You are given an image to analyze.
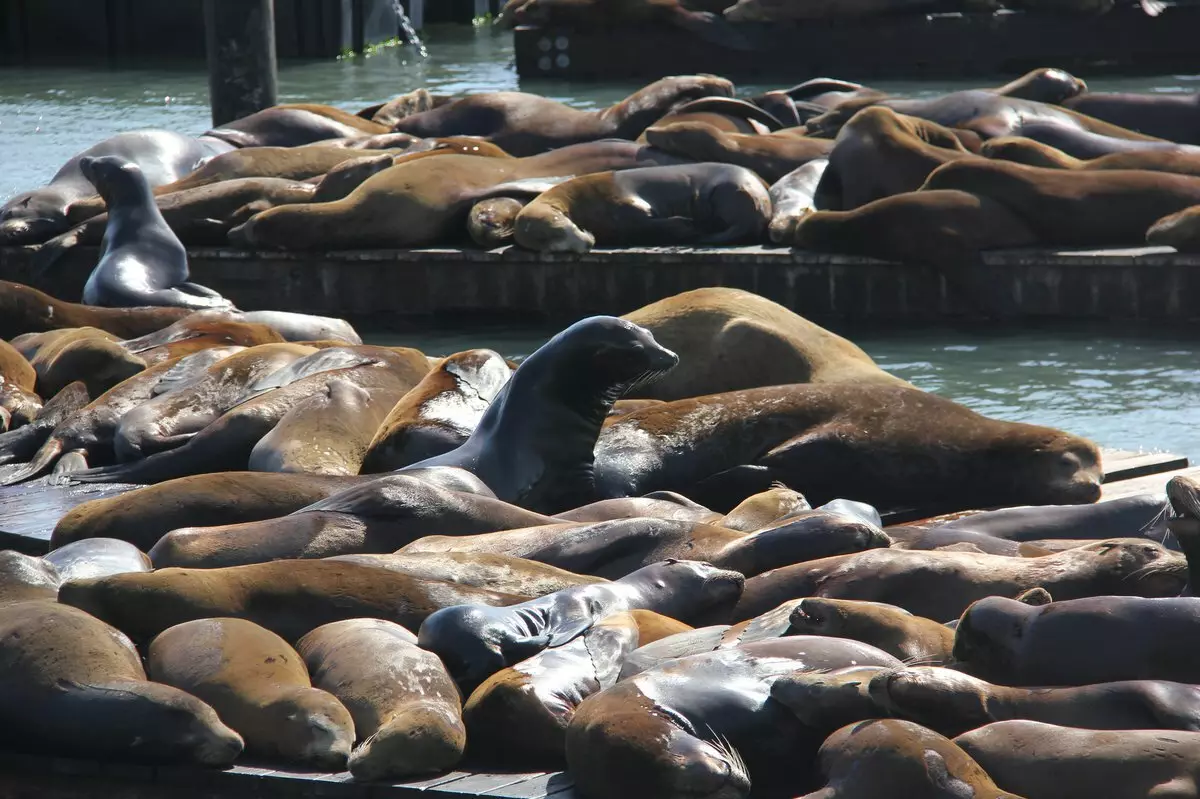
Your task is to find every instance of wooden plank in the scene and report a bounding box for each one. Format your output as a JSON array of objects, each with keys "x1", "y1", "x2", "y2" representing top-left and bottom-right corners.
[
  {"x1": 1100, "y1": 449, "x2": 1190, "y2": 483},
  {"x1": 1100, "y1": 465, "x2": 1200, "y2": 502},
  {"x1": 387, "y1": 771, "x2": 475, "y2": 791},
  {"x1": 433, "y1": 772, "x2": 545, "y2": 795},
  {"x1": 485, "y1": 773, "x2": 574, "y2": 799}
]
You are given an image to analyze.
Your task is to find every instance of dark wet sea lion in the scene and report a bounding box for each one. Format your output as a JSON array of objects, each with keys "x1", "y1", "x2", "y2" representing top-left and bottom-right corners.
[
  {"x1": 399, "y1": 317, "x2": 677, "y2": 514},
  {"x1": 401, "y1": 510, "x2": 889, "y2": 580},
  {"x1": 567, "y1": 637, "x2": 904, "y2": 799},
  {"x1": 331, "y1": 552, "x2": 605, "y2": 600},
  {"x1": 361, "y1": 349, "x2": 512, "y2": 473},
  {"x1": 736, "y1": 539, "x2": 1184, "y2": 623},
  {"x1": 953, "y1": 594, "x2": 1200, "y2": 686},
  {"x1": 956, "y1": 721, "x2": 1200, "y2": 799},
  {"x1": 297, "y1": 619, "x2": 466, "y2": 780},
  {"x1": 800, "y1": 719, "x2": 1023, "y2": 799},
  {"x1": 147, "y1": 473, "x2": 555, "y2": 568},
  {"x1": 0, "y1": 381, "x2": 91, "y2": 467},
  {"x1": 594, "y1": 382, "x2": 1101, "y2": 515},
  {"x1": 58, "y1": 559, "x2": 523, "y2": 646},
  {"x1": 872, "y1": 666, "x2": 1200, "y2": 737},
  {"x1": 1064, "y1": 90, "x2": 1200, "y2": 144},
  {"x1": 42, "y1": 537, "x2": 151, "y2": 582},
  {"x1": 229, "y1": 141, "x2": 686, "y2": 250},
  {"x1": 1148, "y1": 204, "x2": 1200, "y2": 251},
  {"x1": 930, "y1": 493, "x2": 1170, "y2": 542},
  {"x1": 767, "y1": 158, "x2": 828, "y2": 243},
  {"x1": 815, "y1": 107, "x2": 976, "y2": 211},
  {"x1": 0, "y1": 601, "x2": 243, "y2": 766},
  {"x1": 621, "y1": 287, "x2": 905, "y2": 401},
  {"x1": 417, "y1": 560, "x2": 744, "y2": 689},
  {"x1": 0, "y1": 280, "x2": 191, "y2": 339},
  {"x1": 0, "y1": 129, "x2": 229, "y2": 245},
  {"x1": 463, "y1": 610, "x2": 640, "y2": 765},
  {"x1": 389, "y1": 75, "x2": 734, "y2": 156},
  {"x1": 513, "y1": 163, "x2": 771, "y2": 253},
  {"x1": 205, "y1": 103, "x2": 389, "y2": 148},
  {"x1": 643, "y1": 122, "x2": 832, "y2": 183},
  {"x1": 77, "y1": 156, "x2": 232, "y2": 310},
  {"x1": 787, "y1": 598, "x2": 955, "y2": 663},
  {"x1": 148, "y1": 617, "x2": 355, "y2": 768}
]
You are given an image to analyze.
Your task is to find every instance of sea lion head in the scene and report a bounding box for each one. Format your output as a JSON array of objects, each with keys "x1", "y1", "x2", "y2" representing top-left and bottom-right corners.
[
  {"x1": 1148, "y1": 206, "x2": 1200, "y2": 252},
  {"x1": 513, "y1": 200, "x2": 596, "y2": 253},
  {"x1": 1015, "y1": 67, "x2": 1088, "y2": 104},
  {"x1": 868, "y1": 666, "x2": 991, "y2": 735},
  {"x1": 468, "y1": 197, "x2": 526, "y2": 248},
  {"x1": 416, "y1": 605, "x2": 526, "y2": 690},
  {"x1": 265, "y1": 688, "x2": 356, "y2": 770},
  {"x1": 980, "y1": 429, "x2": 1102, "y2": 506},
  {"x1": 770, "y1": 665, "x2": 891, "y2": 728},
  {"x1": 787, "y1": 598, "x2": 907, "y2": 641},
  {"x1": 116, "y1": 680, "x2": 246, "y2": 767},
  {"x1": 643, "y1": 122, "x2": 729, "y2": 162},
  {"x1": 951, "y1": 596, "x2": 1032, "y2": 675},
  {"x1": 1072, "y1": 538, "x2": 1188, "y2": 595},
  {"x1": 79, "y1": 155, "x2": 148, "y2": 206},
  {"x1": 625, "y1": 559, "x2": 746, "y2": 621}
]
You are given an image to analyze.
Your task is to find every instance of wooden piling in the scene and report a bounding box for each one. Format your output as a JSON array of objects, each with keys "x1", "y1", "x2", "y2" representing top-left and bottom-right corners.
[{"x1": 203, "y1": 0, "x2": 279, "y2": 128}]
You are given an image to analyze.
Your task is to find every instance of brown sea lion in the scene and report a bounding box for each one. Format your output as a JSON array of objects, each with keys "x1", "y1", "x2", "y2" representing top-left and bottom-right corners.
[
  {"x1": 787, "y1": 598, "x2": 955, "y2": 663},
  {"x1": 1064, "y1": 90, "x2": 1200, "y2": 144},
  {"x1": 983, "y1": 136, "x2": 1200, "y2": 177},
  {"x1": 30, "y1": 332, "x2": 146, "y2": 402},
  {"x1": 204, "y1": 103, "x2": 390, "y2": 149},
  {"x1": 0, "y1": 381, "x2": 91, "y2": 467},
  {"x1": 815, "y1": 107, "x2": 977, "y2": 211},
  {"x1": 0, "y1": 601, "x2": 243, "y2": 766},
  {"x1": 1148, "y1": 205, "x2": 1200, "y2": 251},
  {"x1": 555, "y1": 492, "x2": 722, "y2": 524},
  {"x1": 720, "y1": 484, "x2": 812, "y2": 532},
  {"x1": 642, "y1": 122, "x2": 832, "y2": 183},
  {"x1": 0, "y1": 339, "x2": 38, "y2": 430},
  {"x1": 229, "y1": 141, "x2": 686, "y2": 250},
  {"x1": 595, "y1": 383, "x2": 1102, "y2": 515},
  {"x1": 466, "y1": 196, "x2": 528, "y2": 247},
  {"x1": 513, "y1": 163, "x2": 771, "y2": 253},
  {"x1": 358, "y1": 88, "x2": 452, "y2": 127},
  {"x1": 621, "y1": 287, "x2": 905, "y2": 401},
  {"x1": 0, "y1": 339, "x2": 36, "y2": 393},
  {"x1": 361, "y1": 349, "x2": 512, "y2": 473},
  {"x1": 58, "y1": 559, "x2": 523, "y2": 646},
  {"x1": 993, "y1": 68, "x2": 1088, "y2": 105},
  {"x1": 566, "y1": 637, "x2": 905, "y2": 799},
  {"x1": 122, "y1": 320, "x2": 283, "y2": 366},
  {"x1": 638, "y1": 97, "x2": 786, "y2": 137},
  {"x1": 800, "y1": 719, "x2": 1024, "y2": 799},
  {"x1": 871, "y1": 666, "x2": 1200, "y2": 737},
  {"x1": 0, "y1": 280, "x2": 191, "y2": 339},
  {"x1": 389, "y1": 75, "x2": 734, "y2": 156},
  {"x1": 956, "y1": 721, "x2": 1200, "y2": 799},
  {"x1": 630, "y1": 608, "x2": 693, "y2": 642},
  {"x1": 148, "y1": 617, "x2": 355, "y2": 768},
  {"x1": 770, "y1": 666, "x2": 895, "y2": 732},
  {"x1": 735, "y1": 539, "x2": 1185, "y2": 623},
  {"x1": 331, "y1": 552, "x2": 605, "y2": 599},
  {"x1": 296, "y1": 619, "x2": 466, "y2": 780}
]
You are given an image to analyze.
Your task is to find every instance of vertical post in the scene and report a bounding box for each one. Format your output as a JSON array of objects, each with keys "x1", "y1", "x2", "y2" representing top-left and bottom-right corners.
[
  {"x1": 475, "y1": 0, "x2": 489, "y2": 18},
  {"x1": 204, "y1": 0, "x2": 279, "y2": 128},
  {"x1": 409, "y1": 0, "x2": 424, "y2": 30}
]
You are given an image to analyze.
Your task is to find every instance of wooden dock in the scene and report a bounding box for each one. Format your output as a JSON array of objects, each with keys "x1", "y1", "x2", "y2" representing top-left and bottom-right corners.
[
  {"x1": 514, "y1": 3, "x2": 1200, "y2": 82},
  {"x1": 4, "y1": 245, "x2": 1200, "y2": 329}
]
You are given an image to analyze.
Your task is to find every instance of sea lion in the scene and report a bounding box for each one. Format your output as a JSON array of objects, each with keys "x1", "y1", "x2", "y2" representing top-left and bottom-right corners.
[
  {"x1": 389, "y1": 76, "x2": 734, "y2": 156},
  {"x1": 621, "y1": 287, "x2": 905, "y2": 401},
  {"x1": 643, "y1": 122, "x2": 832, "y2": 183},
  {"x1": 1064, "y1": 90, "x2": 1200, "y2": 144},
  {"x1": 953, "y1": 594, "x2": 1200, "y2": 686},
  {"x1": 767, "y1": 158, "x2": 829, "y2": 243},
  {"x1": 556, "y1": 492, "x2": 722, "y2": 525},
  {"x1": 400, "y1": 510, "x2": 890, "y2": 580},
  {"x1": 0, "y1": 550, "x2": 62, "y2": 605},
  {"x1": 955, "y1": 721, "x2": 1200, "y2": 799},
  {"x1": 417, "y1": 560, "x2": 745, "y2": 689},
  {"x1": 28, "y1": 332, "x2": 146, "y2": 399},
  {"x1": 466, "y1": 196, "x2": 527, "y2": 247},
  {"x1": 983, "y1": 136, "x2": 1200, "y2": 176},
  {"x1": 800, "y1": 719, "x2": 1024, "y2": 799},
  {"x1": 331, "y1": 552, "x2": 605, "y2": 599},
  {"x1": 636, "y1": 96, "x2": 785, "y2": 137},
  {"x1": 0, "y1": 381, "x2": 91, "y2": 467},
  {"x1": 594, "y1": 383, "x2": 1102, "y2": 515},
  {"x1": 630, "y1": 608, "x2": 693, "y2": 643},
  {"x1": 228, "y1": 141, "x2": 686, "y2": 250},
  {"x1": 735, "y1": 539, "x2": 1185, "y2": 623},
  {"x1": 119, "y1": 308, "x2": 358, "y2": 348},
  {"x1": 871, "y1": 666, "x2": 1200, "y2": 737},
  {"x1": 993, "y1": 67, "x2": 1088, "y2": 105},
  {"x1": 815, "y1": 107, "x2": 976, "y2": 211},
  {"x1": 147, "y1": 617, "x2": 355, "y2": 768},
  {"x1": 1148, "y1": 204, "x2": 1200, "y2": 251},
  {"x1": 147, "y1": 473, "x2": 555, "y2": 568},
  {"x1": 566, "y1": 637, "x2": 905, "y2": 799},
  {"x1": 0, "y1": 280, "x2": 191, "y2": 340},
  {"x1": 513, "y1": 163, "x2": 771, "y2": 253},
  {"x1": 58, "y1": 559, "x2": 523, "y2": 646},
  {"x1": 121, "y1": 321, "x2": 283, "y2": 366},
  {"x1": 882, "y1": 525, "x2": 1046, "y2": 556},
  {"x1": 309, "y1": 154, "x2": 397, "y2": 203},
  {"x1": 296, "y1": 619, "x2": 466, "y2": 780},
  {"x1": 248, "y1": 376, "x2": 405, "y2": 475},
  {"x1": 770, "y1": 666, "x2": 895, "y2": 732},
  {"x1": 397, "y1": 316, "x2": 678, "y2": 514},
  {"x1": 42, "y1": 537, "x2": 151, "y2": 582},
  {"x1": 0, "y1": 601, "x2": 243, "y2": 765},
  {"x1": 464, "y1": 610, "x2": 641, "y2": 765},
  {"x1": 0, "y1": 129, "x2": 229, "y2": 245},
  {"x1": 358, "y1": 88, "x2": 451, "y2": 127},
  {"x1": 205, "y1": 103, "x2": 389, "y2": 149},
  {"x1": 77, "y1": 156, "x2": 232, "y2": 310},
  {"x1": 0, "y1": 340, "x2": 36, "y2": 395},
  {"x1": 787, "y1": 598, "x2": 955, "y2": 664},
  {"x1": 925, "y1": 493, "x2": 1171, "y2": 543},
  {"x1": 720, "y1": 484, "x2": 812, "y2": 532},
  {"x1": 361, "y1": 349, "x2": 512, "y2": 473}
]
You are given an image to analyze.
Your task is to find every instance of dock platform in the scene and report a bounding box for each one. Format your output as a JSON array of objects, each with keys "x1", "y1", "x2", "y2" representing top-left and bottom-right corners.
[{"x1": 3, "y1": 245, "x2": 1200, "y2": 329}]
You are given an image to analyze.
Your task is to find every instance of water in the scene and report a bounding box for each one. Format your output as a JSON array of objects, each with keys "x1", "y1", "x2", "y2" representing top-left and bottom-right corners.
[{"x1": 2, "y1": 25, "x2": 1200, "y2": 458}]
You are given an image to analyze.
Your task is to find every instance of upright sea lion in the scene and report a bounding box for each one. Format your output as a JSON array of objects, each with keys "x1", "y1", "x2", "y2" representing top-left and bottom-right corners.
[
  {"x1": 205, "y1": 103, "x2": 389, "y2": 149},
  {"x1": 0, "y1": 280, "x2": 191, "y2": 340},
  {"x1": 621, "y1": 287, "x2": 905, "y2": 401},
  {"x1": 956, "y1": 721, "x2": 1200, "y2": 799},
  {"x1": 594, "y1": 383, "x2": 1102, "y2": 515},
  {"x1": 417, "y1": 560, "x2": 744, "y2": 689},
  {"x1": 1064, "y1": 90, "x2": 1200, "y2": 144},
  {"x1": 871, "y1": 666, "x2": 1200, "y2": 737},
  {"x1": 643, "y1": 122, "x2": 832, "y2": 183},
  {"x1": 513, "y1": 163, "x2": 771, "y2": 253},
  {"x1": 58, "y1": 559, "x2": 523, "y2": 646},
  {"x1": 787, "y1": 598, "x2": 955, "y2": 663},
  {"x1": 566, "y1": 637, "x2": 905, "y2": 799},
  {"x1": 0, "y1": 601, "x2": 243, "y2": 766},
  {"x1": 361, "y1": 349, "x2": 512, "y2": 473},
  {"x1": 800, "y1": 719, "x2": 1024, "y2": 799},
  {"x1": 389, "y1": 76, "x2": 734, "y2": 156},
  {"x1": 331, "y1": 552, "x2": 605, "y2": 599},
  {"x1": 77, "y1": 156, "x2": 232, "y2": 310},
  {"x1": 297, "y1": 619, "x2": 466, "y2": 780},
  {"x1": 148, "y1": 618, "x2": 355, "y2": 768},
  {"x1": 767, "y1": 158, "x2": 829, "y2": 243},
  {"x1": 735, "y1": 539, "x2": 1185, "y2": 623}
]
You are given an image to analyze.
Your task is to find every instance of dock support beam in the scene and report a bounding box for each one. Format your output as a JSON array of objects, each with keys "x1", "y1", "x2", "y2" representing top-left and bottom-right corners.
[
  {"x1": 203, "y1": 0, "x2": 279, "y2": 128},
  {"x1": 409, "y1": 0, "x2": 425, "y2": 30}
]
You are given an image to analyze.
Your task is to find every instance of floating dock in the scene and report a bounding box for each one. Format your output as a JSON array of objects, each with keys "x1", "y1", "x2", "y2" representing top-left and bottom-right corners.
[
  {"x1": 3, "y1": 244, "x2": 1200, "y2": 329},
  {"x1": 514, "y1": 3, "x2": 1200, "y2": 82}
]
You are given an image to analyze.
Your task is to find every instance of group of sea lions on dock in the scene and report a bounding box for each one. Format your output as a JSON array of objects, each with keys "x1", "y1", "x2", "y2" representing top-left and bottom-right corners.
[
  {"x1": 0, "y1": 280, "x2": 1196, "y2": 797},
  {"x1": 4, "y1": 67, "x2": 1200, "y2": 313}
]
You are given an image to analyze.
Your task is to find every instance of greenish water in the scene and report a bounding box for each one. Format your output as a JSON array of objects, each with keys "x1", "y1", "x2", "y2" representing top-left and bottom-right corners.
[{"x1": 2, "y1": 25, "x2": 1199, "y2": 459}]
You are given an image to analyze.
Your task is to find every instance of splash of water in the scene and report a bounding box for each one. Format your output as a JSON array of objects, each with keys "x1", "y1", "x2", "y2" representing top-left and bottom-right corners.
[{"x1": 392, "y1": 1, "x2": 430, "y2": 59}]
